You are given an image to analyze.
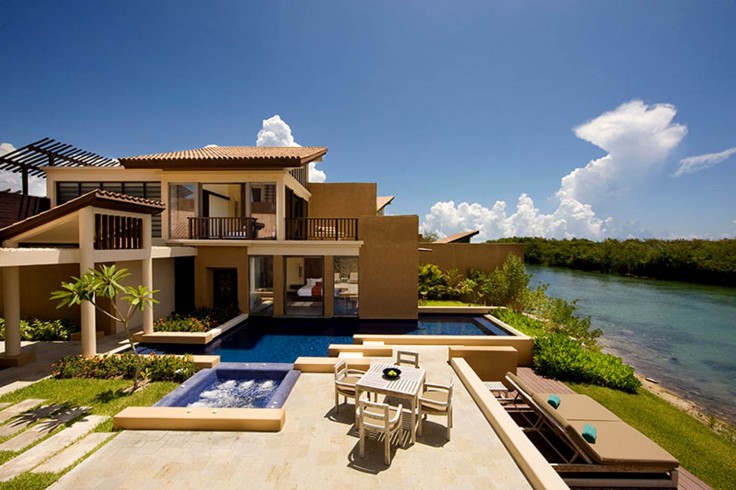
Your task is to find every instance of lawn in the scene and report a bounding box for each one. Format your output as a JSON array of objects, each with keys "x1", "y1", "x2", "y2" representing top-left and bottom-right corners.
[
  {"x1": 421, "y1": 300, "x2": 476, "y2": 306},
  {"x1": 570, "y1": 383, "x2": 736, "y2": 489},
  {"x1": 0, "y1": 378, "x2": 177, "y2": 489}
]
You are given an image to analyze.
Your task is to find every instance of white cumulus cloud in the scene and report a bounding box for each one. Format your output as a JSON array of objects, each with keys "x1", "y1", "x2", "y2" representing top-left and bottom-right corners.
[
  {"x1": 0, "y1": 142, "x2": 47, "y2": 197},
  {"x1": 673, "y1": 146, "x2": 736, "y2": 177},
  {"x1": 255, "y1": 115, "x2": 326, "y2": 183},
  {"x1": 559, "y1": 100, "x2": 687, "y2": 204},
  {"x1": 422, "y1": 100, "x2": 687, "y2": 240}
]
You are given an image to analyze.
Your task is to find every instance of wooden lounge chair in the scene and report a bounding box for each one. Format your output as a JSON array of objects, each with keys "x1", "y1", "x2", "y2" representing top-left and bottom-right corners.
[
  {"x1": 395, "y1": 350, "x2": 419, "y2": 368},
  {"x1": 504, "y1": 372, "x2": 680, "y2": 488},
  {"x1": 356, "y1": 399, "x2": 403, "y2": 465},
  {"x1": 334, "y1": 359, "x2": 366, "y2": 412},
  {"x1": 418, "y1": 381, "x2": 453, "y2": 440}
]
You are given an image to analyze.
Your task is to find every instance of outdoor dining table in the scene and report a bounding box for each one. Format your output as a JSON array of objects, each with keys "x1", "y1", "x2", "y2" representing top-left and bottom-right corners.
[{"x1": 354, "y1": 362, "x2": 427, "y2": 444}]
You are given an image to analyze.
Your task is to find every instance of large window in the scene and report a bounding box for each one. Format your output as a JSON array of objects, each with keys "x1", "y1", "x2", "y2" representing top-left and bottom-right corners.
[
  {"x1": 249, "y1": 256, "x2": 273, "y2": 316},
  {"x1": 285, "y1": 256, "x2": 323, "y2": 317},
  {"x1": 169, "y1": 183, "x2": 197, "y2": 239},
  {"x1": 334, "y1": 257, "x2": 359, "y2": 316},
  {"x1": 56, "y1": 181, "x2": 162, "y2": 237}
]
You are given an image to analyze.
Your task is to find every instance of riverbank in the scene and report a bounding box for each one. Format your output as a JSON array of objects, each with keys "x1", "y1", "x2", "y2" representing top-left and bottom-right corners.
[{"x1": 527, "y1": 264, "x2": 736, "y2": 426}]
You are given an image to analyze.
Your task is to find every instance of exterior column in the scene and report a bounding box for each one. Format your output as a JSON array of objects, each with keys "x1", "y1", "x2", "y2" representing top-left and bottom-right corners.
[
  {"x1": 78, "y1": 207, "x2": 96, "y2": 358},
  {"x1": 142, "y1": 215, "x2": 154, "y2": 334},
  {"x1": 276, "y1": 179, "x2": 286, "y2": 240},
  {"x1": 2, "y1": 267, "x2": 21, "y2": 357}
]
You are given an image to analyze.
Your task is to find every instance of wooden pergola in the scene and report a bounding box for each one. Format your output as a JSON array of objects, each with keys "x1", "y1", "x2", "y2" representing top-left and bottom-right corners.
[{"x1": 0, "y1": 137, "x2": 119, "y2": 195}]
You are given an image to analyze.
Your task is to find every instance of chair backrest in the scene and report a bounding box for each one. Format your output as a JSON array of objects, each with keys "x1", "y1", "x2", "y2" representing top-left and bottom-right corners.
[
  {"x1": 334, "y1": 272, "x2": 341, "y2": 283},
  {"x1": 396, "y1": 350, "x2": 420, "y2": 368},
  {"x1": 349, "y1": 272, "x2": 359, "y2": 284},
  {"x1": 357, "y1": 399, "x2": 393, "y2": 430},
  {"x1": 334, "y1": 359, "x2": 347, "y2": 381}
]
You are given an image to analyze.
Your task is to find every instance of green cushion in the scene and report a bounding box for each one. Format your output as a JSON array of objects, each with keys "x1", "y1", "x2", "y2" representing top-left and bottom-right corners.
[{"x1": 547, "y1": 394, "x2": 561, "y2": 409}]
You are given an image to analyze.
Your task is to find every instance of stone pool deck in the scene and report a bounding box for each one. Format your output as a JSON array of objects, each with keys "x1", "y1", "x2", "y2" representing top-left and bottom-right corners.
[{"x1": 51, "y1": 346, "x2": 532, "y2": 489}]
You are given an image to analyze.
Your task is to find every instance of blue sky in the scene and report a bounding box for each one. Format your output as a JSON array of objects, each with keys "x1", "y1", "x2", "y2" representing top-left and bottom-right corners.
[{"x1": 1, "y1": 1, "x2": 735, "y2": 239}]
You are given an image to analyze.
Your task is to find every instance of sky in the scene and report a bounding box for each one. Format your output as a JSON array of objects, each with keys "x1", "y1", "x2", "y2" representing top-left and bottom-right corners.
[{"x1": 1, "y1": 1, "x2": 735, "y2": 240}]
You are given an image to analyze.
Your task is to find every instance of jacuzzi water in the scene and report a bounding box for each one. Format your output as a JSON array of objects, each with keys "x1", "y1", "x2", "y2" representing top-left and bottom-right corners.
[
  {"x1": 155, "y1": 363, "x2": 300, "y2": 409},
  {"x1": 190, "y1": 378, "x2": 278, "y2": 408}
]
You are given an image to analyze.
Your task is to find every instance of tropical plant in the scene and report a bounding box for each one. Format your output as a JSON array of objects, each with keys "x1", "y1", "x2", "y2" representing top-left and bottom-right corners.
[
  {"x1": 51, "y1": 265, "x2": 157, "y2": 391},
  {"x1": 533, "y1": 333, "x2": 641, "y2": 393},
  {"x1": 53, "y1": 353, "x2": 195, "y2": 382},
  {"x1": 0, "y1": 317, "x2": 79, "y2": 341}
]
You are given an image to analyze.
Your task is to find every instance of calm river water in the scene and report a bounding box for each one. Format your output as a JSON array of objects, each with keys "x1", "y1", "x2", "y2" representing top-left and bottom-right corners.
[{"x1": 526, "y1": 264, "x2": 736, "y2": 424}]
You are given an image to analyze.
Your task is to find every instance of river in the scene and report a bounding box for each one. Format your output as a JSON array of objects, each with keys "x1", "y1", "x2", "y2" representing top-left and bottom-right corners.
[{"x1": 526, "y1": 264, "x2": 736, "y2": 425}]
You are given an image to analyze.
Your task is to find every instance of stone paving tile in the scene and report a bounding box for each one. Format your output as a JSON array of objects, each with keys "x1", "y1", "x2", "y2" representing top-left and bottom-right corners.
[
  {"x1": 0, "y1": 404, "x2": 62, "y2": 438},
  {"x1": 0, "y1": 406, "x2": 90, "y2": 452},
  {"x1": 53, "y1": 346, "x2": 531, "y2": 489},
  {"x1": 32, "y1": 432, "x2": 111, "y2": 474},
  {"x1": 0, "y1": 414, "x2": 107, "y2": 481},
  {"x1": 0, "y1": 398, "x2": 45, "y2": 424}
]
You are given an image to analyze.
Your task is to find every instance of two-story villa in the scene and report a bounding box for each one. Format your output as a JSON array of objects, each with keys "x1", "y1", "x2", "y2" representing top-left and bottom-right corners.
[{"x1": 0, "y1": 140, "x2": 522, "y2": 365}]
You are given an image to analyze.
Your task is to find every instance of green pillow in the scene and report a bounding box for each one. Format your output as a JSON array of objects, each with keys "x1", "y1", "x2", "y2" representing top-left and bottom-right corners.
[
  {"x1": 582, "y1": 423, "x2": 597, "y2": 443},
  {"x1": 547, "y1": 394, "x2": 561, "y2": 409}
]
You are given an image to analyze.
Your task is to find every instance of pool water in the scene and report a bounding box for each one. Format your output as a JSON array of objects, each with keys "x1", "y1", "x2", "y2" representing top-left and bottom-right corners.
[{"x1": 139, "y1": 314, "x2": 510, "y2": 363}]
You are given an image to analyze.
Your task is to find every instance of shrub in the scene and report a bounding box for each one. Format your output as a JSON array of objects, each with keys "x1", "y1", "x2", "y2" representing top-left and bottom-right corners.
[
  {"x1": 53, "y1": 353, "x2": 196, "y2": 383},
  {"x1": 154, "y1": 305, "x2": 241, "y2": 333},
  {"x1": 418, "y1": 264, "x2": 460, "y2": 300},
  {"x1": 533, "y1": 334, "x2": 641, "y2": 393},
  {"x1": 0, "y1": 317, "x2": 79, "y2": 341},
  {"x1": 491, "y1": 309, "x2": 546, "y2": 337}
]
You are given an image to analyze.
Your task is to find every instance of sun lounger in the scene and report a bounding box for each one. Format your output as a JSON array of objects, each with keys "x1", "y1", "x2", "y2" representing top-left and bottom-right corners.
[{"x1": 505, "y1": 372, "x2": 680, "y2": 488}]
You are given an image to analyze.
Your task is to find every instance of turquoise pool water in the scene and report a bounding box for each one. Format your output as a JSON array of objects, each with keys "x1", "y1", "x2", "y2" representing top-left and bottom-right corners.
[{"x1": 138, "y1": 314, "x2": 509, "y2": 363}]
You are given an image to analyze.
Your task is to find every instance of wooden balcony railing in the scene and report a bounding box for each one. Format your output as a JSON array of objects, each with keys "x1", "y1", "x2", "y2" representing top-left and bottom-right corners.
[
  {"x1": 285, "y1": 217, "x2": 358, "y2": 241},
  {"x1": 95, "y1": 214, "x2": 143, "y2": 250},
  {"x1": 187, "y1": 217, "x2": 264, "y2": 240}
]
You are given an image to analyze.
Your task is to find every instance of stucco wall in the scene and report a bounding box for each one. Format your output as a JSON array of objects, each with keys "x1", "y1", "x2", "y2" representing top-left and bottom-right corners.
[
  {"x1": 358, "y1": 215, "x2": 418, "y2": 320},
  {"x1": 153, "y1": 258, "x2": 176, "y2": 320},
  {"x1": 193, "y1": 247, "x2": 249, "y2": 313},
  {"x1": 0, "y1": 264, "x2": 81, "y2": 323},
  {"x1": 308, "y1": 183, "x2": 377, "y2": 218},
  {"x1": 419, "y1": 243, "x2": 524, "y2": 274}
]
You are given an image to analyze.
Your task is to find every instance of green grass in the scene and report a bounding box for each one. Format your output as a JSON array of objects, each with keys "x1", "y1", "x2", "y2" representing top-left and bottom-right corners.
[
  {"x1": 0, "y1": 378, "x2": 177, "y2": 488},
  {"x1": 0, "y1": 379, "x2": 177, "y2": 433},
  {"x1": 421, "y1": 300, "x2": 476, "y2": 306},
  {"x1": 569, "y1": 383, "x2": 736, "y2": 489}
]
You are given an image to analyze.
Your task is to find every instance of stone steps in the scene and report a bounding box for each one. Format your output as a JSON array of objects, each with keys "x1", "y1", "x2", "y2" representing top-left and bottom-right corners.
[
  {"x1": 0, "y1": 399, "x2": 45, "y2": 424},
  {"x1": 0, "y1": 404, "x2": 60, "y2": 438},
  {"x1": 0, "y1": 406, "x2": 90, "y2": 452},
  {"x1": 32, "y1": 432, "x2": 111, "y2": 474},
  {"x1": 0, "y1": 414, "x2": 107, "y2": 481}
]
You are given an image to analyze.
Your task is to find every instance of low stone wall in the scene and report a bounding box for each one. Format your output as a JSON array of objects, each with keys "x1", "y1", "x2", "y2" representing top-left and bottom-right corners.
[
  {"x1": 134, "y1": 313, "x2": 248, "y2": 345},
  {"x1": 448, "y1": 346, "x2": 517, "y2": 382},
  {"x1": 113, "y1": 406, "x2": 285, "y2": 432},
  {"x1": 450, "y1": 357, "x2": 567, "y2": 490},
  {"x1": 353, "y1": 334, "x2": 534, "y2": 366}
]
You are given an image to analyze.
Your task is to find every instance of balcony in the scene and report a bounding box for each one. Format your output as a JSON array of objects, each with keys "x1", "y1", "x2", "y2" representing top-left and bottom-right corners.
[
  {"x1": 184, "y1": 217, "x2": 359, "y2": 241},
  {"x1": 187, "y1": 217, "x2": 266, "y2": 240},
  {"x1": 285, "y1": 217, "x2": 358, "y2": 241}
]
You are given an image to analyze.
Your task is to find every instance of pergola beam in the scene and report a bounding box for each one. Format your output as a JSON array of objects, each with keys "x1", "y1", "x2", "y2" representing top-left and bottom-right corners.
[{"x1": 0, "y1": 138, "x2": 119, "y2": 193}]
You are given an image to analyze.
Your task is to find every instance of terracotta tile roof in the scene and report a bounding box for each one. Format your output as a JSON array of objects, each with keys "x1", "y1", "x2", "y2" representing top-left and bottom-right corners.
[
  {"x1": 433, "y1": 230, "x2": 480, "y2": 244},
  {"x1": 120, "y1": 146, "x2": 327, "y2": 169},
  {"x1": 0, "y1": 190, "x2": 165, "y2": 242}
]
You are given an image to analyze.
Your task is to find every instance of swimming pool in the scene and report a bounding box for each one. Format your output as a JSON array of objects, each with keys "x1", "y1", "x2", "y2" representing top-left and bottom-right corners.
[{"x1": 138, "y1": 314, "x2": 511, "y2": 363}]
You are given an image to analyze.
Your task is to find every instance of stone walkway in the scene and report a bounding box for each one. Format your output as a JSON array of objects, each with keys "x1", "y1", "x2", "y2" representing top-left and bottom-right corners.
[{"x1": 52, "y1": 346, "x2": 532, "y2": 489}]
